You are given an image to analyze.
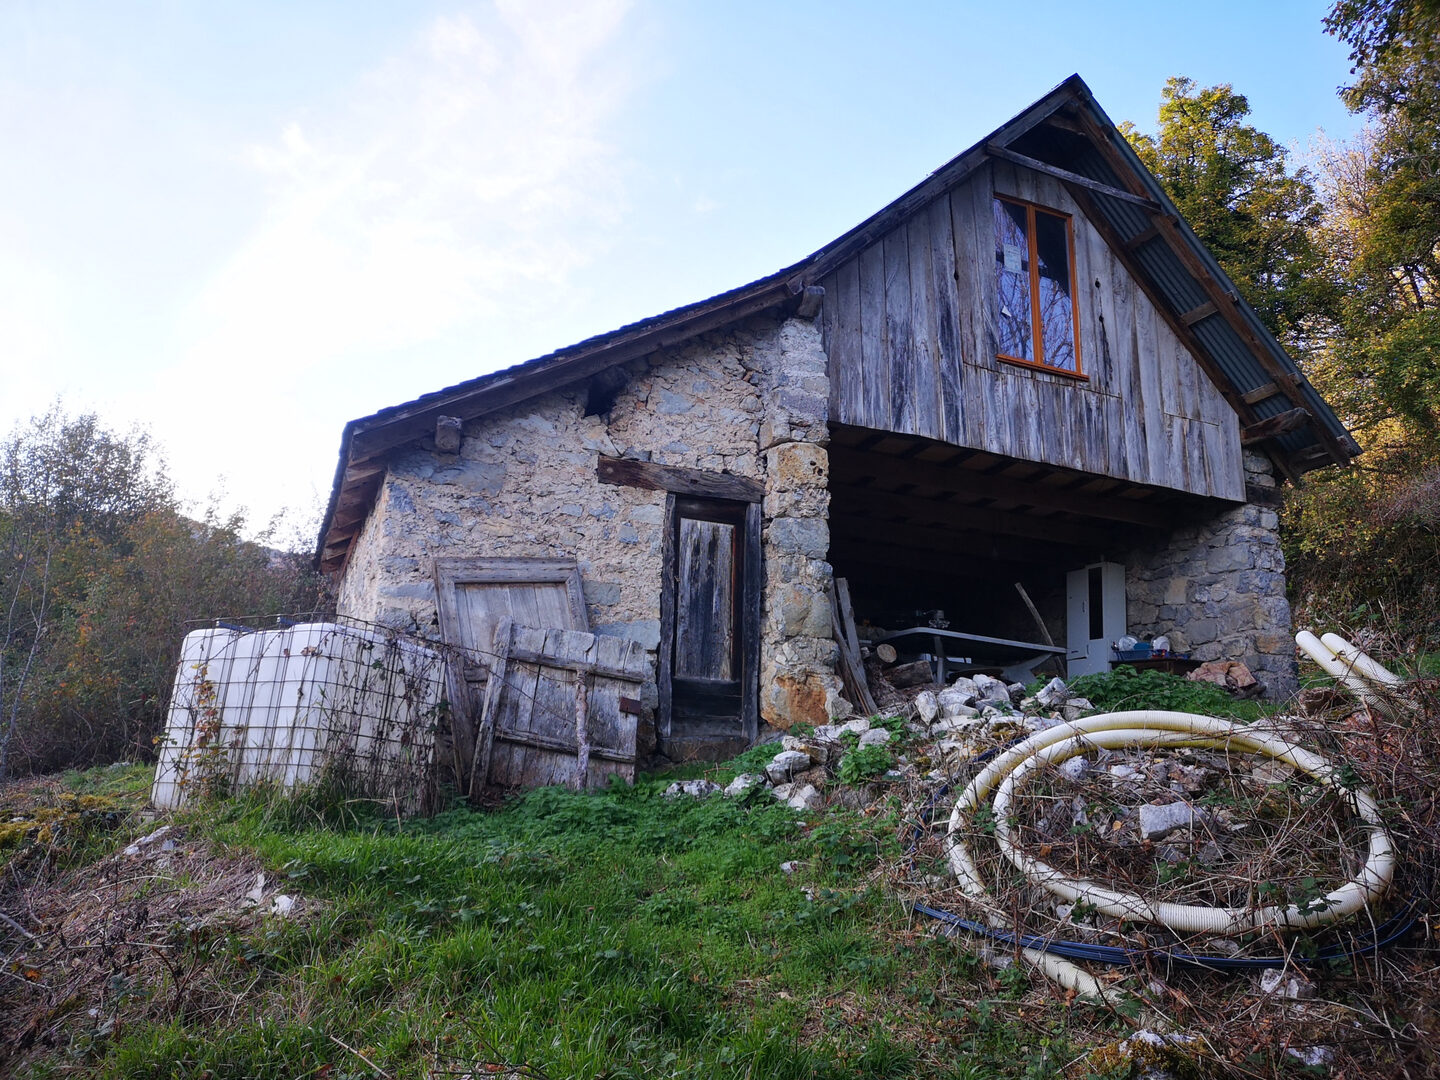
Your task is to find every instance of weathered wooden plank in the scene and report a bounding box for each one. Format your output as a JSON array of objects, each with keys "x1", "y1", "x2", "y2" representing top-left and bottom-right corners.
[
  {"x1": 857, "y1": 241, "x2": 890, "y2": 430},
  {"x1": 675, "y1": 517, "x2": 736, "y2": 681},
  {"x1": 884, "y1": 229, "x2": 915, "y2": 434},
  {"x1": 596, "y1": 455, "x2": 763, "y2": 503},
  {"x1": 831, "y1": 260, "x2": 864, "y2": 425},
  {"x1": 927, "y1": 196, "x2": 966, "y2": 445},
  {"x1": 906, "y1": 210, "x2": 942, "y2": 439},
  {"x1": 1136, "y1": 304, "x2": 1167, "y2": 486}
]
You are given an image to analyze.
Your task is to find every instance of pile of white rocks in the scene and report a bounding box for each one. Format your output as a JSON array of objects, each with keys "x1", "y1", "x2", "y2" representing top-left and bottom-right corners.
[{"x1": 664, "y1": 714, "x2": 915, "y2": 812}]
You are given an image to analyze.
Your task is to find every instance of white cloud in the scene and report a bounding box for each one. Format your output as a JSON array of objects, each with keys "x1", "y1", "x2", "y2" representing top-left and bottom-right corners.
[
  {"x1": 144, "y1": 0, "x2": 641, "y2": 533},
  {"x1": 189, "y1": 0, "x2": 636, "y2": 369}
]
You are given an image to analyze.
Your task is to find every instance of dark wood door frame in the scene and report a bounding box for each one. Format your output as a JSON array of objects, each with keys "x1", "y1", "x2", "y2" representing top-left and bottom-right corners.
[{"x1": 657, "y1": 493, "x2": 761, "y2": 743}]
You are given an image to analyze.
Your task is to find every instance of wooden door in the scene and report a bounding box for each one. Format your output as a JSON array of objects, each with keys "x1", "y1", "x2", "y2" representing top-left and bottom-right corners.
[
  {"x1": 433, "y1": 558, "x2": 588, "y2": 791},
  {"x1": 659, "y1": 496, "x2": 760, "y2": 741}
]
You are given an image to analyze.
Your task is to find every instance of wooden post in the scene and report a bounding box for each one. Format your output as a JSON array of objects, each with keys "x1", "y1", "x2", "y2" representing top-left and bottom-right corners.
[{"x1": 574, "y1": 674, "x2": 591, "y2": 791}]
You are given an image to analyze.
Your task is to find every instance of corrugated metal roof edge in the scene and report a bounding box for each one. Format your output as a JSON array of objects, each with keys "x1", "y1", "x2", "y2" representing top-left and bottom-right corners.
[{"x1": 1068, "y1": 81, "x2": 1360, "y2": 461}]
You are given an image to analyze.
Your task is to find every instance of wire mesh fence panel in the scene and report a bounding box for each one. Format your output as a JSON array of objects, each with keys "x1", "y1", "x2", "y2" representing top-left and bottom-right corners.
[{"x1": 152, "y1": 618, "x2": 450, "y2": 815}]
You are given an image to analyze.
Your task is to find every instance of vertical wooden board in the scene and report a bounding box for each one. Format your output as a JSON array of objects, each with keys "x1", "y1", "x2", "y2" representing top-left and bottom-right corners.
[
  {"x1": 1109, "y1": 242, "x2": 1148, "y2": 483},
  {"x1": 586, "y1": 637, "x2": 626, "y2": 755},
  {"x1": 1197, "y1": 357, "x2": 1232, "y2": 427},
  {"x1": 1157, "y1": 324, "x2": 1180, "y2": 420},
  {"x1": 927, "y1": 196, "x2": 966, "y2": 444},
  {"x1": 884, "y1": 229, "x2": 914, "y2": 435},
  {"x1": 530, "y1": 627, "x2": 581, "y2": 744},
  {"x1": 829, "y1": 260, "x2": 864, "y2": 426},
  {"x1": 962, "y1": 168, "x2": 1000, "y2": 373},
  {"x1": 906, "y1": 211, "x2": 941, "y2": 439},
  {"x1": 1135, "y1": 305, "x2": 1166, "y2": 487},
  {"x1": 674, "y1": 518, "x2": 736, "y2": 680},
  {"x1": 858, "y1": 241, "x2": 890, "y2": 430},
  {"x1": 496, "y1": 625, "x2": 546, "y2": 740}
]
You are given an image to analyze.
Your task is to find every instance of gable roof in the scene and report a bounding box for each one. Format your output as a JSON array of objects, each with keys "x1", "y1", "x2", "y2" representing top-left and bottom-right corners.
[{"x1": 316, "y1": 73, "x2": 1358, "y2": 572}]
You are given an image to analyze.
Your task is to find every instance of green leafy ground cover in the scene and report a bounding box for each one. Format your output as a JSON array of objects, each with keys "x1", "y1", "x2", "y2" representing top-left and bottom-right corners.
[{"x1": 3, "y1": 761, "x2": 1125, "y2": 1080}]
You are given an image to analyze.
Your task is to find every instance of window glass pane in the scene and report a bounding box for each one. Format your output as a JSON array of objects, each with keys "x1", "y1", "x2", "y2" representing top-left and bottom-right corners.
[
  {"x1": 993, "y1": 198, "x2": 1032, "y2": 361},
  {"x1": 1035, "y1": 210, "x2": 1076, "y2": 372}
]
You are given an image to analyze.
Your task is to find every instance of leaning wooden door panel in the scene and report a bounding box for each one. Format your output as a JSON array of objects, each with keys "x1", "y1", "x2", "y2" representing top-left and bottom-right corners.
[
  {"x1": 479, "y1": 620, "x2": 648, "y2": 790},
  {"x1": 433, "y1": 558, "x2": 589, "y2": 794}
]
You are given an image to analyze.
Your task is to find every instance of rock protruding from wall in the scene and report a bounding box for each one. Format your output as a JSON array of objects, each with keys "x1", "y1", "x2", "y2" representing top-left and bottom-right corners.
[{"x1": 1124, "y1": 452, "x2": 1295, "y2": 698}]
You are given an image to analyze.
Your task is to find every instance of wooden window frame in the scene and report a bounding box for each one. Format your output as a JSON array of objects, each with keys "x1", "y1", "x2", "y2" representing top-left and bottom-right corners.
[{"x1": 994, "y1": 194, "x2": 1086, "y2": 381}]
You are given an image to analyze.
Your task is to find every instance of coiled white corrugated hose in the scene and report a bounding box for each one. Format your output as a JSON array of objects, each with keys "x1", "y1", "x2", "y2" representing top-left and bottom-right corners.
[{"x1": 944, "y1": 634, "x2": 1401, "y2": 1002}]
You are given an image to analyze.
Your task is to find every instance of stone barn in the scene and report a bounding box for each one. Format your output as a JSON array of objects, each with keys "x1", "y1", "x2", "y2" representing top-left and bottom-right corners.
[{"x1": 315, "y1": 75, "x2": 1357, "y2": 768}]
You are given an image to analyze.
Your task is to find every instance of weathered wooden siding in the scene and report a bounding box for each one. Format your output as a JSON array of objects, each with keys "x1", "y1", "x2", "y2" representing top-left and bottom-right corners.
[{"x1": 820, "y1": 160, "x2": 1245, "y2": 501}]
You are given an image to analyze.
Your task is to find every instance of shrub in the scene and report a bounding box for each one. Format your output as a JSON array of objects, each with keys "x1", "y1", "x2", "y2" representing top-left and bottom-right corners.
[{"x1": 1066, "y1": 665, "x2": 1245, "y2": 716}]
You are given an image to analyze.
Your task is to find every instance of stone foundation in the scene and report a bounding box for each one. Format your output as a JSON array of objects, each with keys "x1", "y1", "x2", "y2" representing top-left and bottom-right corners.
[{"x1": 1122, "y1": 452, "x2": 1296, "y2": 698}]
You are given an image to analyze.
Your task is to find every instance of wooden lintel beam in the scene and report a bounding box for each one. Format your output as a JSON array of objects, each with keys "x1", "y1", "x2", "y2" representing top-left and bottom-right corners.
[
  {"x1": 1241, "y1": 408, "x2": 1311, "y2": 446},
  {"x1": 1181, "y1": 300, "x2": 1217, "y2": 326},
  {"x1": 828, "y1": 444, "x2": 1176, "y2": 528},
  {"x1": 830, "y1": 483, "x2": 1117, "y2": 549},
  {"x1": 985, "y1": 144, "x2": 1163, "y2": 212},
  {"x1": 597, "y1": 455, "x2": 764, "y2": 503}
]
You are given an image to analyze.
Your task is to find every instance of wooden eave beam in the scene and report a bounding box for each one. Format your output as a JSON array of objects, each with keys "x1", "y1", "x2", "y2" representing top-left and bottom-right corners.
[
  {"x1": 1241, "y1": 408, "x2": 1311, "y2": 446},
  {"x1": 1067, "y1": 106, "x2": 1351, "y2": 468},
  {"x1": 828, "y1": 445, "x2": 1176, "y2": 528},
  {"x1": 1180, "y1": 301, "x2": 1218, "y2": 327},
  {"x1": 984, "y1": 144, "x2": 1163, "y2": 212}
]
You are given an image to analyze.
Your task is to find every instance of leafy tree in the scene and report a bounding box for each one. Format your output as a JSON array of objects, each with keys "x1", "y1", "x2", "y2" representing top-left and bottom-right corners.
[
  {"x1": 1121, "y1": 77, "x2": 1335, "y2": 351},
  {"x1": 0, "y1": 406, "x2": 331, "y2": 777}
]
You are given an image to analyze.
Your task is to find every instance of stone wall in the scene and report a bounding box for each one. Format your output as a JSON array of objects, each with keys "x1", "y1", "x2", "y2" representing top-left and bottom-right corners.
[
  {"x1": 1122, "y1": 451, "x2": 1296, "y2": 698},
  {"x1": 752, "y1": 319, "x2": 845, "y2": 729},
  {"x1": 335, "y1": 313, "x2": 843, "y2": 755}
]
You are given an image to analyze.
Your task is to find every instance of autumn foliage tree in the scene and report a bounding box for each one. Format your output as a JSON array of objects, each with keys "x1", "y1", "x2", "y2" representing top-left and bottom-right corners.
[
  {"x1": 1124, "y1": 4, "x2": 1440, "y2": 639},
  {"x1": 0, "y1": 406, "x2": 330, "y2": 778}
]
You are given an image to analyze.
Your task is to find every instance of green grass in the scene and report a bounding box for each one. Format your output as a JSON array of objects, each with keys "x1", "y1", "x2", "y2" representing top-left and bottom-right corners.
[{"x1": 14, "y1": 764, "x2": 1116, "y2": 1080}]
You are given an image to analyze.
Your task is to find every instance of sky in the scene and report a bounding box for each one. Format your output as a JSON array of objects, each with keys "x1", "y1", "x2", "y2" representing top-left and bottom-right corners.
[{"x1": 0, "y1": 0, "x2": 1364, "y2": 547}]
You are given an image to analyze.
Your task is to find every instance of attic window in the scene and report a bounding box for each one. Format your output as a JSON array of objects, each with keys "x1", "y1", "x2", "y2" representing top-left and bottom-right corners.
[{"x1": 994, "y1": 195, "x2": 1082, "y2": 376}]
